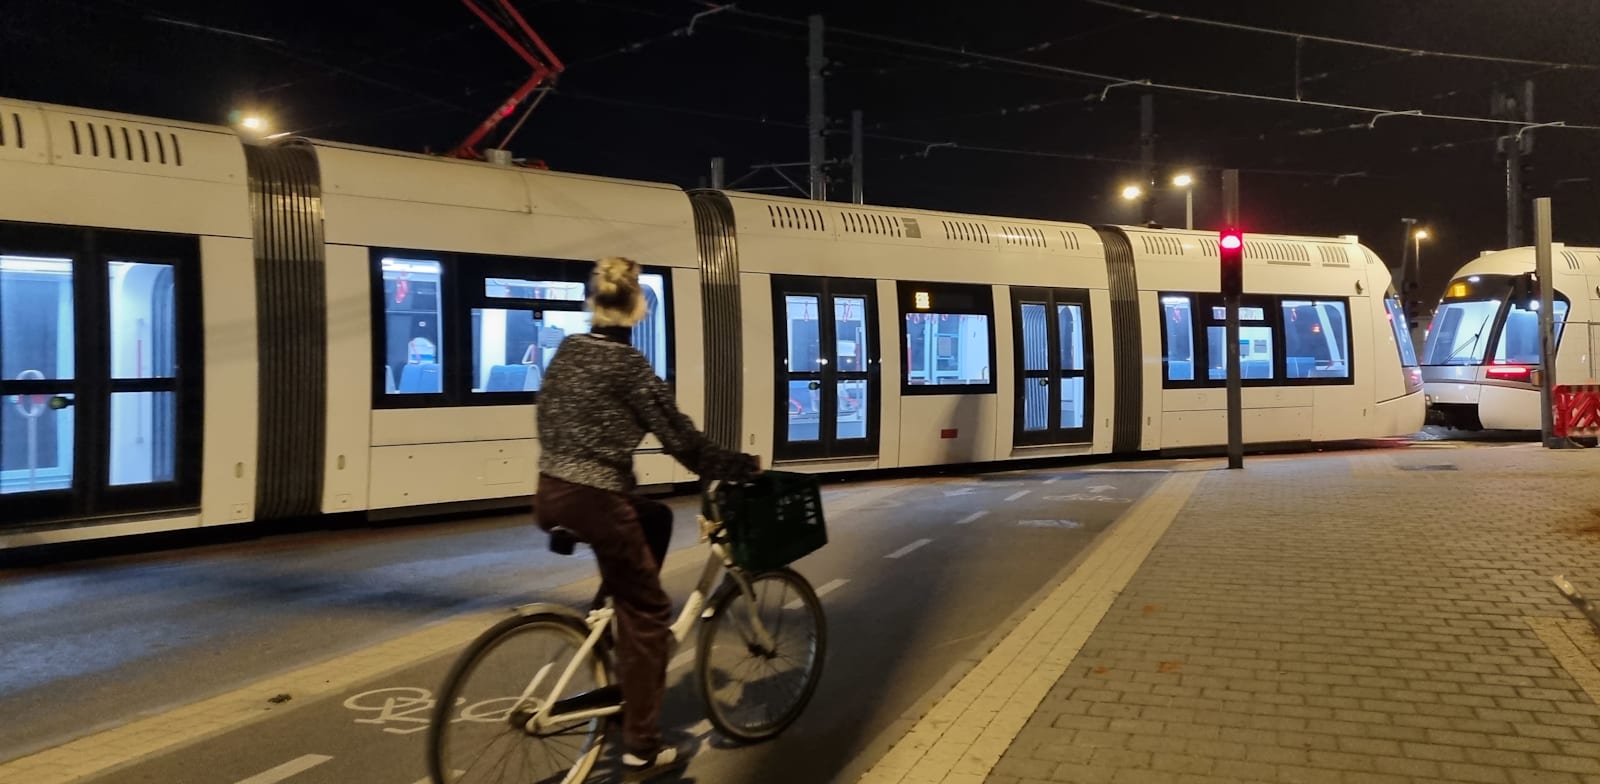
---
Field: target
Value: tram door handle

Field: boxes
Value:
[808,381,821,391]
[1038,378,1049,387]
[48,395,75,410]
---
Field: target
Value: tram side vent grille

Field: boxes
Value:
[767,204,826,232]
[66,120,185,167]
[0,112,22,148]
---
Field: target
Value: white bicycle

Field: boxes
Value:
[427,480,827,783]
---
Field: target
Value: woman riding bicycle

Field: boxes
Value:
[535,256,760,779]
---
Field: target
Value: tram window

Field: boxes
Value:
[471,308,590,392]
[109,261,177,379]
[1205,304,1274,380]
[1421,299,1500,366]
[485,278,585,302]
[380,257,445,395]
[631,273,670,382]
[469,271,670,395]
[904,312,991,387]
[899,282,994,393]
[0,255,74,381]
[1384,296,1419,367]
[2,255,76,494]
[1494,298,1568,365]
[1161,295,1195,381]
[1281,299,1350,380]
[375,252,672,405]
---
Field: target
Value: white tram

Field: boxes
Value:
[0,96,1424,548]
[1422,245,1600,431]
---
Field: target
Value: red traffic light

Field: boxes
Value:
[1219,229,1243,297]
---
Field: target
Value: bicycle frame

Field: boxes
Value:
[522,482,776,733]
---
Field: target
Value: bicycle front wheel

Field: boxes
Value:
[428,612,611,784]
[696,568,827,742]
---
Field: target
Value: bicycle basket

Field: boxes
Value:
[716,471,828,573]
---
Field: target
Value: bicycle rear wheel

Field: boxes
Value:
[428,612,611,784]
[696,568,827,742]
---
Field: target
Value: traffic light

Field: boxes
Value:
[1219,228,1244,298]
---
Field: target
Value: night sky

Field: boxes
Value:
[4,0,1600,302]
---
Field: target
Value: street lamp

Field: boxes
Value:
[229,109,272,137]
[1120,185,1143,201]
[1172,173,1195,230]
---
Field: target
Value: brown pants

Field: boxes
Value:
[536,474,674,753]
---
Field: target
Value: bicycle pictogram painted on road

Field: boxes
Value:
[344,687,524,735]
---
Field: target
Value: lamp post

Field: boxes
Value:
[1413,228,1429,279]
[1173,173,1194,229]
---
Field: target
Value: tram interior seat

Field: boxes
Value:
[398,363,442,393]
[1206,360,1273,380]
[485,365,542,392]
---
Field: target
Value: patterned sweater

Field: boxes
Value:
[537,327,756,493]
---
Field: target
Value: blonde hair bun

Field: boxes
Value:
[590,256,647,327]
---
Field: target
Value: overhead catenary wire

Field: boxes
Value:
[831,128,1396,183]
[1084,0,1600,72]
[712,4,1600,133]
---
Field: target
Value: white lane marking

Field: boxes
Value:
[1004,490,1030,502]
[885,539,932,559]
[955,511,988,525]
[235,755,333,784]
[1043,477,1060,485]
[1086,484,1116,493]
[790,578,848,609]
[410,773,462,784]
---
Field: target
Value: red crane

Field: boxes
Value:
[449,0,565,161]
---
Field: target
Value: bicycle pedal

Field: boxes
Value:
[549,684,623,714]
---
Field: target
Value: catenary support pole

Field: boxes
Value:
[1535,197,1559,448]
[808,15,827,201]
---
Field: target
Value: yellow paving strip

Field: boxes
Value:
[1526,617,1600,702]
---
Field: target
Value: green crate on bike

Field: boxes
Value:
[717,471,827,573]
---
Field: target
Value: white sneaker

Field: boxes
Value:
[621,746,683,780]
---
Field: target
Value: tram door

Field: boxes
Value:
[0,224,201,526]
[1012,287,1093,446]
[772,276,880,461]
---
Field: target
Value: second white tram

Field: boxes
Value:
[1422,245,1599,431]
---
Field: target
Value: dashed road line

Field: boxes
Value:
[955,511,988,525]
[885,539,932,560]
[793,578,849,608]
[1043,477,1059,485]
[1003,490,1030,502]
[235,754,333,784]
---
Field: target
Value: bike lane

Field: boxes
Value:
[64,469,1163,784]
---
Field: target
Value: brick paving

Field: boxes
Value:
[986,444,1600,784]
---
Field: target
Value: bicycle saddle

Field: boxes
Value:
[548,526,583,556]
